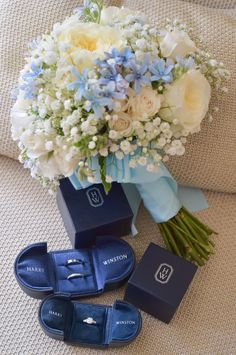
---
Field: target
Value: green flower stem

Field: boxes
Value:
[194,243,209,261]
[162,224,182,257]
[179,216,214,254]
[158,224,173,252]
[209,239,215,247]
[182,207,218,235]
[166,220,193,253]
[157,207,216,266]
[189,221,210,243]
[168,224,204,265]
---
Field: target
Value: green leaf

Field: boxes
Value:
[98,156,111,194]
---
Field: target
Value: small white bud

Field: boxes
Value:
[45,141,53,151]
[88,141,96,149]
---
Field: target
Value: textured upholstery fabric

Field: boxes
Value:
[0,154,236,355]
[0,0,235,193]
[184,0,236,8]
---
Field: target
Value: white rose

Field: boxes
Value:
[109,112,133,137]
[54,151,79,177]
[37,149,79,179]
[37,155,61,179]
[160,70,211,131]
[100,7,146,25]
[11,100,34,140]
[160,29,196,59]
[127,87,162,121]
[20,131,48,159]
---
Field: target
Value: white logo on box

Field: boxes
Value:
[86,187,104,207]
[103,254,128,265]
[154,263,174,284]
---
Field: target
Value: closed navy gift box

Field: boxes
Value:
[57,178,133,248]
[15,237,135,299]
[124,243,197,323]
[38,295,142,348]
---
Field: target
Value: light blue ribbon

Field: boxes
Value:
[69,155,208,235]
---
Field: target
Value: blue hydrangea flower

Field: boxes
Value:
[125,58,150,93]
[74,0,94,17]
[20,81,37,100]
[11,86,19,101]
[102,81,125,105]
[20,62,43,99]
[94,58,109,69]
[67,68,88,101]
[98,65,120,85]
[115,74,129,97]
[104,48,134,66]
[176,55,195,70]
[98,66,128,96]
[22,62,43,82]
[150,59,174,83]
[84,90,112,118]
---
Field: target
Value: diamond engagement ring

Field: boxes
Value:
[83,317,97,325]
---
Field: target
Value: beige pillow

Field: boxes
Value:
[0,0,235,192]
[124,0,236,193]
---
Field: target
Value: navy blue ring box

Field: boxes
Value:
[38,295,142,348]
[14,237,135,299]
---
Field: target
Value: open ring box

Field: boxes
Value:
[38,295,141,348]
[14,237,135,299]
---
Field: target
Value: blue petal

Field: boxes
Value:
[125,73,135,82]
[134,80,141,93]
[142,76,151,85]
[151,75,161,82]
[93,105,102,118]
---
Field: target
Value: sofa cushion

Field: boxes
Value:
[184,0,236,9]
[0,154,235,354]
[0,0,235,192]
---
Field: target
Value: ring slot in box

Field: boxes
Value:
[57,179,134,248]
[15,237,135,299]
[39,295,142,348]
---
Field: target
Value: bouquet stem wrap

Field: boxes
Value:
[70,155,216,266]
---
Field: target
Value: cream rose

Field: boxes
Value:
[160,29,196,59]
[160,70,211,131]
[109,112,133,137]
[127,87,162,121]
[100,6,146,25]
[58,22,125,71]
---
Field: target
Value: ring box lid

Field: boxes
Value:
[14,237,135,299]
[124,243,197,323]
[38,295,142,347]
[57,179,134,248]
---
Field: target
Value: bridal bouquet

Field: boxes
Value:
[11,1,229,266]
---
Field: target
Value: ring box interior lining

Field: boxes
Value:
[39,295,141,347]
[15,237,135,299]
